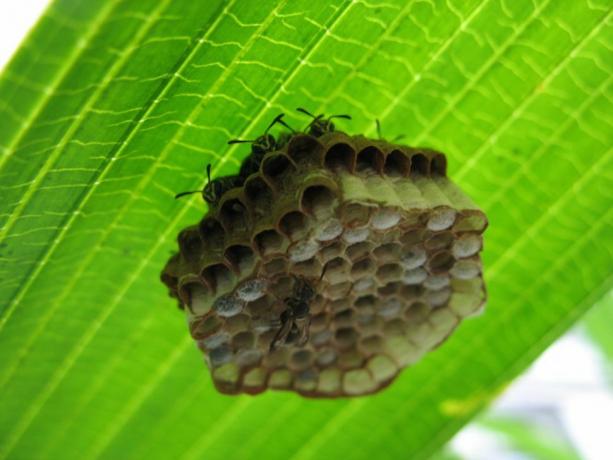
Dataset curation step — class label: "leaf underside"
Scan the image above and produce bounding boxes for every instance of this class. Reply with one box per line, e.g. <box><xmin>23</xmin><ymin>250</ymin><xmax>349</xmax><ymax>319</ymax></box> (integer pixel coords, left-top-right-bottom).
<box><xmin>0</xmin><ymin>0</ymin><xmax>611</xmax><ymax>459</ymax></box>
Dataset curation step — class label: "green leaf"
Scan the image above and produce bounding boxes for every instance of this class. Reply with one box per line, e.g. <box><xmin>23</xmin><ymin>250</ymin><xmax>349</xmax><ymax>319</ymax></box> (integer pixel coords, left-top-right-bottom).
<box><xmin>583</xmin><ymin>290</ymin><xmax>613</xmax><ymax>364</ymax></box>
<box><xmin>0</xmin><ymin>0</ymin><xmax>611</xmax><ymax>459</ymax></box>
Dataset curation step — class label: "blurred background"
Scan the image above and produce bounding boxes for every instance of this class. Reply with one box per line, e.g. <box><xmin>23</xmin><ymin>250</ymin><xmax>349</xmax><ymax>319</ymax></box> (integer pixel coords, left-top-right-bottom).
<box><xmin>1</xmin><ymin>2</ymin><xmax>611</xmax><ymax>459</ymax></box>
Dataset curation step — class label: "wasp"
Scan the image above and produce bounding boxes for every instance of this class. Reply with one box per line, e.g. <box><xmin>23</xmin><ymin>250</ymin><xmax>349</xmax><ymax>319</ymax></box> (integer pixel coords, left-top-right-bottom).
<box><xmin>229</xmin><ymin>113</ymin><xmax>296</xmax><ymax>180</ymax></box>
<box><xmin>296</xmin><ymin>107</ymin><xmax>351</xmax><ymax>137</ymax></box>
<box><xmin>269</xmin><ymin>276</ymin><xmax>315</xmax><ymax>351</ymax></box>
<box><xmin>174</xmin><ymin>163</ymin><xmax>241</xmax><ymax>207</ymax></box>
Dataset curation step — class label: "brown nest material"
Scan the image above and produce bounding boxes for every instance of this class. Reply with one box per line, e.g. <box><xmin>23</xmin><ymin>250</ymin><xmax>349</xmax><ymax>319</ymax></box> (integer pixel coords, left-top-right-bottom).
<box><xmin>161</xmin><ymin>119</ymin><xmax>487</xmax><ymax>398</ymax></box>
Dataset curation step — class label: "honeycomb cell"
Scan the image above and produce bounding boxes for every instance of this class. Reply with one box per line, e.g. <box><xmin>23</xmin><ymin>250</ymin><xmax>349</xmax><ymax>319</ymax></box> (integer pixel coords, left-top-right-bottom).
<box><xmin>452</xmin><ymin>233</ymin><xmax>482</xmax><ymax>258</ymax></box>
<box><xmin>235</xmin><ymin>278</ymin><xmax>267</xmax><ymax>302</ymax></box>
<box><xmin>384</xmin><ymin>149</ymin><xmax>410</xmax><ymax>177</ymax></box>
<box><xmin>325</xmin><ymin>142</ymin><xmax>355</xmax><ymax>171</ymax></box>
<box><xmin>356</xmin><ymin>146</ymin><xmax>384</xmax><ymax>173</ymax></box>
<box><xmin>202</xmin><ymin>263</ymin><xmax>235</xmax><ymax>293</ymax></box>
<box><xmin>367</xmin><ymin>355</ymin><xmax>398</xmax><ymax>382</ymax></box>
<box><xmin>279</xmin><ymin>210</ymin><xmax>309</xmax><ymax>241</ymax></box>
<box><xmin>213</xmin><ymin>294</ymin><xmax>243</xmax><ymax>318</ymax></box>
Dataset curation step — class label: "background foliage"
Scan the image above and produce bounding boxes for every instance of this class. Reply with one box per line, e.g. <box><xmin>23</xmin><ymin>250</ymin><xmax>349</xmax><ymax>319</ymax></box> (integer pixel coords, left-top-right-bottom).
<box><xmin>0</xmin><ymin>0</ymin><xmax>611</xmax><ymax>459</ymax></box>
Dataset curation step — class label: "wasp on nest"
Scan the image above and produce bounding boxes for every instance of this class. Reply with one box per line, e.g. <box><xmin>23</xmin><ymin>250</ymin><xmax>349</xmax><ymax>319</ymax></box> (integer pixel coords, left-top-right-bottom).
<box><xmin>161</xmin><ymin>109</ymin><xmax>488</xmax><ymax>397</ymax></box>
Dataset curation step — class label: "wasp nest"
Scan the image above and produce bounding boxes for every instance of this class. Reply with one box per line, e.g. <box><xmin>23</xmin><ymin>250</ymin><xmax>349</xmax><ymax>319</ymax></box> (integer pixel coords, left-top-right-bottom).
<box><xmin>161</xmin><ymin>115</ymin><xmax>487</xmax><ymax>398</ymax></box>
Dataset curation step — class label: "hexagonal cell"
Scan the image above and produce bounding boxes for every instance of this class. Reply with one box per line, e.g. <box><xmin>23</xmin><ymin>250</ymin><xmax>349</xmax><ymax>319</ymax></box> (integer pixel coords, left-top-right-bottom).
<box><xmin>262</xmin><ymin>153</ymin><xmax>296</xmax><ymax>182</ymax></box>
<box><xmin>350</xmin><ymin>256</ymin><xmax>376</xmax><ymax>278</ymax></box>
<box><xmin>384</xmin><ymin>336</ymin><xmax>422</xmax><ymax>366</ymax></box>
<box><xmin>198</xmin><ymin>217</ymin><xmax>225</xmax><ymax>250</ymax></box>
<box><xmin>212</xmin><ymin>362</ymin><xmax>239</xmax><ymax>388</ymax></box>
<box><xmin>286</xmin><ymin>134</ymin><xmax>323</xmax><ymax>164</ymax></box>
<box><xmin>219</xmin><ymin>197</ymin><xmax>249</xmax><ymax>232</ymax></box>
<box><xmin>450</xmin><ymin>258</ymin><xmax>482</xmax><ymax>279</ymax></box>
<box><xmin>371</xmin><ymin>208</ymin><xmax>401</xmax><ymax>230</ymax></box>
<box><xmin>452</xmin><ymin>233</ymin><xmax>482</xmax><ymax>259</ymax></box>
<box><xmin>355</xmin><ymin>314</ymin><xmax>383</xmax><ymax>335</ymax></box>
<box><xmin>359</xmin><ymin>334</ymin><xmax>384</xmax><ymax>354</ymax></box>
<box><xmin>289</xmin><ymin>349</ymin><xmax>313</xmax><ymax>371</ymax></box>
<box><xmin>224</xmin><ymin>313</ymin><xmax>250</xmax><ymax>334</ymax></box>
<box><xmin>337</xmin><ymin>347</ymin><xmax>364</xmax><ymax>369</ymax></box>
<box><xmin>289</xmin><ymin>239</ymin><xmax>320</xmax><ymax>263</ymax></box>
<box><xmin>213</xmin><ymin>293</ymin><xmax>244</xmax><ymax>318</ymax></box>
<box><xmin>224</xmin><ymin>245</ymin><xmax>255</xmax><ymax>275</ymax></box>
<box><xmin>311</xmin><ymin>329</ymin><xmax>333</xmax><ymax>346</ymax></box>
<box><xmin>324</xmin><ymin>142</ymin><xmax>355</xmax><ymax>171</ymax></box>
<box><xmin>232</xmin><ymin>330</ymin><xmax>255</xmax><ymax>349</ymax></box>
<box><xmin>202</xmin><ymin>263</ymin><xmax>236</xmax><ymax>293</ymax></box>
<box><xmin>402</xmin><ymin>267</ymin><xmax>428</xmax><ymax>285</ymax></box>
<box><xmin>343</xmin><ymin>369</ymin><xmax>376</xmax><ymax>395</ymax></box>
<box><xmin>262</xmin><ymin>257</ymin><xmax>287</xmax><ymax>276</ymax></box>
<box><xmin>404</xmin><ymin>301</ymin><xmax>430</xmax><ymax>324</ymax></box>
<box><xmin>314</xmin><ymin>218</ymin><xmax>343</xmax><ymax>242</ymax></box>
<box><xmin>295</xmin><ymin>369</ymin><xmax>318</xmax><ymax>392</ymax></box>
<box><xmin>340</xmin><ymin>203</ymin><xmax>372</xmax><ymax>228</ymax></box>
<box><xmin>431</xmin><ymin>153</ymin><xmax>447</xmax><ymax>176</ymax></box>
<box><xmin>236</xmin><ymin>349</ymin><xmax>262</xmax><ymax>367</ymax></box>
<box><xmin>353</xmin><ymin>277</ymin><xmax>375</xmax><ymax>293</ymax></box>
<box><xmin>400</xmin><ymin>283</ymin><xmax>425</xmax><ymax>299</ymax></box>
<box><xmin>279</xmin><ymin>210</ymin><xmax>309</xmax><ymax>241</ymax></box>
<box><xmin>367</xmin><ymin>355</ymin><xmax>398</xmax><ymax>383</ymax></box>
<box><xmin>378</xmin><ymin>281</ymin><xmax>401</xmax><ymax>297</ymax></box>
<box><xmin>235</xmin><ymin>277</ymin><xmax>267</xmax><ymax>302</ymax></box>
<box><xmin>301</xmin><ymin>185</ymin><xmax>337</xmax><ymax>217</ymax></box>
<box><xmin>322</xmin><ymin>256</ymin><xmax>349</xmax><ymax>284</ymax></box>
<box><xmin>292</xmin><ymin>257</ymin><xmax>323</xmax><ymax>278</ymax></box>
<box><xmin>453</xmin><ymin>212</ymin><xmax>488</xmax><ymax>233</ymax></box>
<box><xmin>424</xmin><ymin>274</ymin><xmax>450</xmax><ymax>290</ymax></box>
<box><xmin>427</xmin><ymin>207</ymin><xmax>456</xmax><ymax>231</ymax></box>
<box><xmin>376</xmin><ymin>263</ymin><xmax>403</xmax><ymax>283</ymax></box>
<box><xmin>320</xmin><ymin>240</ymin><xmax>345</xmax><ymax>262</ymax></box>
<box><xmin>244</xmin><ymin>176</ymin><xmax>274</xmax><ymax>217</ymax></box>
<box><xmin>424</xmin><ymin>231</ymin><xmax>454</xmax><ymax>251</ymax></box>
<box><xmin>309</xmin><ymin>312</ymin><xmax>329</xmax><ymax>333</ymax></box>
<box><xmin>333</xmin><ymin>309</ymin><xmax>354</xmax><ymax>328</ymax></box>
<box><xmin>325</xmin><ymin>281</ymin><xmax>352</xmax><ymax>300</ymax></box>
<box><xmin>209</xmin><ymin>343</ymin><xmax>233</xmax><ymax>367</ymax></box>
<box><xmin>268</xmin><ymin>369</ymin><xmax>293</xmax><ymax>389</ymax></box>
<box><xmin>254</xmin><ymin>228</ymin><xmax>285</xmax><ymax>256</ymax></box>
<box><xmin>373</xmin><ymin>242</ymin><xmax>402</xmax><ymax>263</ymax></box>
<box><xmin>383</xmin><ymin>318</ymin><xmax>406</xmax><ymax>337</ymax></box>
<box><xmin>378</xmin><ymin>297</ymin><xmax>402</xmax><ymax>318</ymax></box>
<box><xmin>189</xmin><ymin>314</ymin><xmax>222</xmax><ymax>340</ymax></box>
<box><xmin>427</xmin><ymin>251</ymin><xmax>455</xmax><ymax>274</ymax></box>
<box><xmin>317</xmin><ymin>368</ymin><xmax>341</xmax><ymax>393</ymax></box>
<box><xmin>356</xmin><ymin>146</ymin><xmax>384</xmax><ymax>173</ymax></box>
<box><xmin>316</xmin><ymin>348</ymin><xmax>338</xmax><ymax>367</ymax></box>
<box><xmin>243</xmin><ymin>367</ymin><xmax>267</xmax><ymax>389</ymax></box>
<box><xmin>384</xmin><ymin>149</ymin><xmax>410</xmax><ymax>177</ymax></box>
<box><xmin>199</xmin><ymin>330</ymin><xmax>231</xmax><ymax>351</ymax></box>
<box><xmin>400</xmin><ymin>246</ymin><xmax>427</xmax><ymax>269</ymax></box>
<box><xmin>342</xmin><ymin>226</ymin><xmax>370</xmax><ymax>244</ymax></box>
<box><xmin>399</xmin><ymin>227</ymin><xmax>426</xmax><ymax>247</ymax></box>
<box><xmin>345</xmin><ymin>241</ymin><xmax>373</xmax><ymax>262</ymax></box>
<box><xmin>410</xmin><ymin>153</ymin><xmax>429</xmax><ymax>175</ymax></box>
<box><xmin>354</xmin><ymin>294</ymin><xmax>376</xmax><ymax>313</ymax></box>
<box><xmin>177</xmin><ymin>227</ymin><xmax>202</xmax><ymax>261</ymax></box>
<box><xmin>424</xmin><ymin>288</ymin><xmax>451</xmax><ymax>308</ymax></box>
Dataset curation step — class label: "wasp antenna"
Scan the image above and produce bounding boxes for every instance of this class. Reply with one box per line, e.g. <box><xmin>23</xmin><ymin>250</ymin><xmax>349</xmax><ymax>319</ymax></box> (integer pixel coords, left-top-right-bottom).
<box><xmin>319</xmin><ymin>261</ymin><xmax>329</xmax><ymax>281</ymax></box>
<box><xmin>392</xmin><ymin>134</ymin><xmax>405</xmax><ymax>142</ymax></box>
<box><xmin>264</xmin><ymin>113</ymin><xmax>286</xmax><ymax>134</ymax></box>
<box><xmin>174</xmin><ymin>190</ymin><xmax>202</xmax><ymax>199</ymax></box>
<box><xmin>296</xmin><ymin>107</ymin><xmax>317</xmax><ymax>119</ymax></box>
<box><xmin>329</xmin><ymin>114</ymin><xmax>351</xmax><ymax>121</ymax></box>
<box><xmin>276</xmin><ymin>117</ymin><xmax>297</xmax><ymax>133</ymax></box>
<box><xmin>376</xmin><ymin>119</ymin><xmax>382</xmax><ymax>140</ymax></box>
<box><xmin>206</xmin><ymin>164</ymin><xmax>213</xmax><ymax>184</ymax></box>
<box><xmin>228</xmin><ymin>139</ymin><xmax>255</xmax><ymax>145</ymax></box>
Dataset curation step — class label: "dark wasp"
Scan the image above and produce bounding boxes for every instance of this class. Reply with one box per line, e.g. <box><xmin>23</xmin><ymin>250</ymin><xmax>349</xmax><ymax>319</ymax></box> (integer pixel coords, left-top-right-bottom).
<box><xmin>269</xmin><ymin>266</ymin><xmax>327</xmax><ymax>351</ymax></box>
<box><xmin>229</xmin><ymin>113</ymin><xmax>295</xmax><ymax>180</ymax></box>
<box><xmin>174</xmin><ymin>163</ymin><xmax>240</xmax><ymax>207</ymax></box>
<box><xmin>296</xmin><ymin>107</ymin><xmax>351</xmax><ymax>137</ymax></box>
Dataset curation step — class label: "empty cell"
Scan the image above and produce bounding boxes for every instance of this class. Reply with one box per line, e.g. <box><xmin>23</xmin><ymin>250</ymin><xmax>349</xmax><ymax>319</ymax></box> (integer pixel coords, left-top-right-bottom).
<box><xmin>323</xmin><ymin>256</ymin><xmax>349</xmax><ymax>283</ymax></box>
<box><xmin>356</xmin><ymin>315</ymin><xmax>383</xmax><ymax>335</ymax></box>
<box><xmin>199</xmin><ymin>217</ymin><xmax>225</xmax><ymax>247</ymax></box>
<box><xmin>383</xmin><ymin>318</ymin><xmax>406</xmax><ymax>337</ymax></box>
<box><xmin>236</xmin><ymin>278</ymin><xmax>268</xmax><ymax>302</ymax></box>
<box><xmin>200</xmin><ymin>331</ymin><xmax>231</xmax><ymax>350</ymax></box>
<box><xmin>189</xmin><ymin>315</ymin><xmax>222</xmax><ymax>339</ymax></box>
<box><xmin>378</xmin><ymin>281</ymin><xmax>401</xmax><ymax>297</ymax></box>
<box><xmin>209</xmin><ymin>344</ymin><xmax>233</xmax><ymax>367</ymax></box>
<box><xmin>263</xmin><ymin>257</ymin><xmax>286</xmax><ymax>276</ymax></box>
<box><xmin>427</xmin><ymin>208</ymin><xmax>456</xmax><ymax>231</ymax></box>
<box><xmin>367</xmin><ymin>355</ymin><xmax>398</xmax><ymax>382</ymax></box>
<box><xmin>427</xmin><ymin>251</ymin><xmax>454</xmax><ymax>273</ymax></box>
<box><xmin>424</xmin><ymin>287</ymin><xmax>451</xmax><ymax>308</ymax></box>
<box><xmin>279</xmin><ymin>210</ymin><xmax>309</xmax><ymax>240</ymax></box>
<box><xmin>326</xmin><ymin>281</ymin><xmax>352</xmax><ymax>299</ymax></box>
<box><xmin>246</xmin><ymin>295</ymin><xmax>273</xmax><ymax>316</ymax></box>
<box><xmin>343</xmin><ymin>369</ymin><xmax>376</xmax><ymax>395</ymax></box>
<box><xmin>371</xmin><ymin>208</ymin><xmax>401</xmax><ymax>230</ymax></box>
<box><xmin>290</xmin><ymin>349</ymin><xmax>313</xmax><ymax>371</ymax></box>
<box><xmin>400</xmin><ymin>246</ymin><xmax>427</xmax><ymax>269</ymax></box>
<box><xmin>384</xmin><ymin>149</ymin><xmax>410</xmax><ymax>176</ymax></box>
<box><xmin>220</xmin><ymin>198</ymin><xmax>249</xmax><ymax>231</ymax></box>
<box><xmin>289</xmin><ymin>239</ymin><xmax>320</xmax><ymax>263</ymax></box>
<box><xmin>225</xmin><ymin>245</ymin><xmax>255</xmax><ymax>274</ymax></box>
<box><xmin>320</xmin><ymin>240</ymin><xmax>345</xmax><ymax>261</ymax></box>
<box><xmin>355</xmin><ymin>294</ymin><xmax>376</xmax><ymax>311</ymax></box>
<box><xmin>325</xmin><ymin>142</ymin><xmax>355</xmax><ymax>171</ymax></box>
<box><xmin>263</xmin><ymin>153</ymin><xmax>295</xmax><ymax>180</ymax></box>
<box><xmin>244</xmin><ymin>176</ymin><xmax>273</xmax><ymax>216</ymax></box>
<box><xmin>431</xmin><ymin>153</ymin><xmax>447</xmax><ymax>176</ymax></box>
<box><xmin>231</xmin><ymin>330</ymin><xmax>255</xmax><ymax>349</ymax></box>
<box><xmin>373</xmin><ymin>242</ymin><xmax>402</xmax><ymax>262</ymax></box>
<box><xmin>178</xmin><ymin>227</ymin><xmax>202</xmax><ymax>258</ymax></box>
<box><xmin>316</xmin><ymin>348</ymin><xmax>338</xmax><ymax>367</ymax></box>
<box><xmin>187</xmin><ymin>282</ymin><xmax>211</xmax><ymax>315</ymax></box>
<box><xmin>410</xmin><ymin>153</ymin><xmax>429</xmax><ymax>175</ymax></box>
<box><xmin>269</xmin><ymin>369</ymin><xmax>293</xmax><ymax>389</ymax></box>
<box><xmin>379</xmin><ymin>297</ymin><xmax>402</xmax><ymax>318</ymax></box>
<box><xmin>225</xmin><ymin>313</ymin><xmax>250</xmax><ymax>334</ymax></box>
<box><xmin>243</xmin><ymin>367</ymin><xmax>266</xmax><ymax>388</ymax></box>
<box><xmin>452</xmin><ymin>233</ymin><xmax>482</xmax><ymax>259</ymax></box>
<box><xmin>404</xmin><ymin>301</ymin><xmax>430</xmax><ymax>323</ymax></box>
<box><xmin>342</xmin><ymin>226</ymin><xmax>370</xmax><ymax>244</ymax></box>
<box><xmin>236</xmin><ymin>349</ymin><xmax>262</xmax><ymax>367</ymax></box>
<box><xmin>399</xmin><ymin>227</ymin><xmax>426</xmax><ymax>247</ymax></box>
<box><xmin>359</xmin><ymin>335</ymin><xmax>384</xmax><ymax>354</ymax></box>
<box><xmin>317</xmin><ymin>368</ymin><xmax>341</xmax><ymax>393</ymax></box>
<box><xmin>315</xmin><ymin>218</ymin><xmax>343</xmax><ymax>241</ymax></box>
<box><xmin>351</xmin><ymin>257</ymin><xmax>375</xmax><ymax>277</ymax></box>
<box><xmin>402</xmin><ymin>267</ymin><xmax>428</xmax><ymax>285</ymax></box>
<box><xmin>400</xmin><ymin>284</ymin><xmax>425</xmax><ymax>299</ymax></box>
<box><xmin>450</xmin><ymin>259</ymin><xmax>482</xmax><ymax>279</ymax></box>
<box><xmin>424</xmin><ymin>274</ymin><xmax>450</xmax><ymax>290</ymax></box>
<box><xmin>301</xmin><ymin>185</ymin><xmax>337</xmax><ymax>217</ymax></box>
<box><xmin>376</xmin><ymin>263</ymin><xmax>403</xmax><ymax>283</ymax></box>
<box><xmin>425</xmin><ymin>231</ymin><xmax>453</xmax><ymax>251</ymax></box>
<box><xmin>333</xmin><ymin>309</ymin><xmax>354</xmax><ymax>328</ymax></box>
<box><xmin>255</xmin><ymin>229</ymin><xmax>284</xmax><ymax>256</ymax></box>
<box><xmin>335</xmin><ymin>327</ymin><xmax>358</xmax><ymax>349</ymax></box>
<box><xmin>356</xmin><ymin>146</ymin><xmax>384</xmax><ymax>173</ymax></box>
<box><xmin>287</xmin><ymin>134</ymin><xmax>323</xmax><ymax>162</ymax></box>
<box><xmin>292</xmin><ymin>257</ymin><xmax>323</xmax><ymax>278</ymax></box>
<box><xmin>213</xmin><ymin>294</ymin><xmax>243</xmax><ymax>317</ymax></box>
<box><xmin>429</xmin><ymin>308</ymin><xmax>458</xmax><ymax>332</ymax></box>
<box><xmin>345</xmin><ymin>241</ymin><xmax>373</xmax><ymax>261</ymax></box>
<box><xmin>311</xmin><ymin>329</ymin><xmax>333</xmax><ymax>346</ymax></box>
<box><xmin>340</xmin><ymin>203</ymin><xmax>372</xmax><ymax>228</ymax></box>
<box><xmin>202</xmin><ymin>263</ymin><xmax>235</xmax><ymax>292</ymax></box>
<box><xmin>310</xmin><ymin>313</ymin><xmax>328</xmax><ymax>332</ymax></box>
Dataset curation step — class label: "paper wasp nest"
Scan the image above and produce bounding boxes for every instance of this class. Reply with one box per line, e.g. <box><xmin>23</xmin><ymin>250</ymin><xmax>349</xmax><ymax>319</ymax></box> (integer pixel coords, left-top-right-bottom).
<box><xmin>161</xmin><ymin>125</ymin><xmax>487</xmax><ymax>398</ymax></box>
